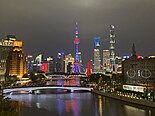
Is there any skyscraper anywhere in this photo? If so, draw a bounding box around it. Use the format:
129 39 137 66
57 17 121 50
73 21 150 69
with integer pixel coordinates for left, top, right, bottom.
74 22 80 73
94 37 101 72
0 35 26 80
42 56 55 73
55 52 65 73
0 35 15 81
33 54 43 72
46 56 55 73
26 55 33 73
65 54 74 74
109 25 116 72
78 52 84 73
103 50 110 72
6 38 26 80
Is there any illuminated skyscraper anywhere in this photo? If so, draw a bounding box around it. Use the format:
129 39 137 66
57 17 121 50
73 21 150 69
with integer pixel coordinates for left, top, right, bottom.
0 35 15 81
35 54 43 64
6 38 26 80
42 56 55 73
46 56 55 73
26 55 33 73
55 52 65 73
65 54 74 74
109 25 116 72
103 50 110 72
94 37 101 72
74 22 80 73
0 35 26 80
33 54 43 72
78 52 84 73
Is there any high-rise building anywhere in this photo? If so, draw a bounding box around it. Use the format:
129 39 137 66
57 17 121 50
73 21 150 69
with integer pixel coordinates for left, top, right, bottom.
55 52 65 73
109 25 116 72
115 56 122 74
103 50 110 72
26 55 33 73
74 22 80 73
33 54 43 72
94 37 101 72
65 54 74 73
46 56 55 73
6 39 26 80
35 54 43 64
0 35 15 81
78 52 84 73
41 56 55 73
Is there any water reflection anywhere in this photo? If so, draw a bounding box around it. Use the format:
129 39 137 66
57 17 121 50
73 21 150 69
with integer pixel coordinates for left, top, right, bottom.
9 93 155 116
98 96 103 116
49 76 80 86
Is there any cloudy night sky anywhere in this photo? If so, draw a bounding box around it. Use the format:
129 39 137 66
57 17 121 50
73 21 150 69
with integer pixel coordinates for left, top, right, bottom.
0 0 155 66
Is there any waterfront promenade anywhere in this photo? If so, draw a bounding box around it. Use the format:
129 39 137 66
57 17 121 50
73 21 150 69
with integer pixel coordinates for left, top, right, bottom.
93 90 155 108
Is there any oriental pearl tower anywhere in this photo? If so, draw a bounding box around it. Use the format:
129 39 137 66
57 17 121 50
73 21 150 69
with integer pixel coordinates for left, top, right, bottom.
74 22 80 73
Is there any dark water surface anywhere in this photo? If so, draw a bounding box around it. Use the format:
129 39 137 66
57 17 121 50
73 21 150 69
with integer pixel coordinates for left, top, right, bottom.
10 92 155 116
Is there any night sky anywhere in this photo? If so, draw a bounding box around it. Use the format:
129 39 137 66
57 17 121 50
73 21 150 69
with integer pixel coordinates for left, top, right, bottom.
0 0 155 66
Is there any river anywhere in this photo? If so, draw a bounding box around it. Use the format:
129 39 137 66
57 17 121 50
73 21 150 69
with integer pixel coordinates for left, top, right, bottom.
9 91 155 116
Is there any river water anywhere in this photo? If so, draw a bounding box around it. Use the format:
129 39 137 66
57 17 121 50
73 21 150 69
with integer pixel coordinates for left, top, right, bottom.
9 91 155 116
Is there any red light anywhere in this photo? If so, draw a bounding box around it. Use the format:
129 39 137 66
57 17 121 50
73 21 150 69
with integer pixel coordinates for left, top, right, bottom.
74 62 79 65
74 38 80 43
137 56 143 59
42 63 48 72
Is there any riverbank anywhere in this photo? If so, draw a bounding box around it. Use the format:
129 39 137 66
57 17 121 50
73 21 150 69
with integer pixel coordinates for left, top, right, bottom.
92 90 155 108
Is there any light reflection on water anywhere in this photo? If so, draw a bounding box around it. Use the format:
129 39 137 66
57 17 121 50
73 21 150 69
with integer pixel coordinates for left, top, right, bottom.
10 93 155 116
49 76 80 86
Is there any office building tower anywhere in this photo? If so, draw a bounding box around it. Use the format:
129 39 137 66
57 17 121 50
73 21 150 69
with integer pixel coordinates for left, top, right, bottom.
109 25 116 72
74 22 80 73
35 54 43 64
47 56 55 73
0 35 16 81
41 57 55 73
65 54 74 73
26 55 33 73
55 52 65 73
94 37 101 72
103 50 110 72
33 54 43 72
78 52 84 73
6 39 26 80
115 56 122 74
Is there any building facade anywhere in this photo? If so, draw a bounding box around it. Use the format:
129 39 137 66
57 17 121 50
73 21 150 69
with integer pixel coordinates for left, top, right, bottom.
55 52 65 73
65 54 74 73
0 35 15 81
103 50 110 72
94 37 101 72
109 25 116 72
6 40 26 80
122 44 155 89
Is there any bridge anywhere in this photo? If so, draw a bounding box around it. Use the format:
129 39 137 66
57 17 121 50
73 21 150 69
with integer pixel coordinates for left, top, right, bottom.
43 73 86 79
3 86 93 94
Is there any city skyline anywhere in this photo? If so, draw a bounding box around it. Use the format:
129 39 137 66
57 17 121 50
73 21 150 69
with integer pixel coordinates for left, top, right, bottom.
0 0 155 66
